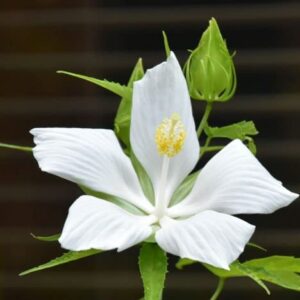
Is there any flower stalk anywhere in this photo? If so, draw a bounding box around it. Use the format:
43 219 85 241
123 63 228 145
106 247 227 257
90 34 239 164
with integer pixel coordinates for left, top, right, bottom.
197 102 213 138
210 278 225 300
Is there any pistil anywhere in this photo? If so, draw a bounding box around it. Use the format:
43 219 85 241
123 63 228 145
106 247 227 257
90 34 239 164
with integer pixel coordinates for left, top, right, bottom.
154 155 170 219
153 113 187 221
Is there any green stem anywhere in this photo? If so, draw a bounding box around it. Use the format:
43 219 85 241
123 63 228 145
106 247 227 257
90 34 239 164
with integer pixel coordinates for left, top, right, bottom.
0 143 32 152
197 102 213 138
200 145 224 156
204 137 212 148
210 278 225 300
200 137 212 156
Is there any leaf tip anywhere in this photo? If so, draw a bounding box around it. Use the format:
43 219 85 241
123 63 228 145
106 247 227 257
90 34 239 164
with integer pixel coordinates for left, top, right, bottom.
162 30 171 58
56 70 72 76
19 270 29 276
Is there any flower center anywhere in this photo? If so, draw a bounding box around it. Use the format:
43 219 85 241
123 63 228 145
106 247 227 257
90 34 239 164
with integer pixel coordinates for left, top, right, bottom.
155 113 186 157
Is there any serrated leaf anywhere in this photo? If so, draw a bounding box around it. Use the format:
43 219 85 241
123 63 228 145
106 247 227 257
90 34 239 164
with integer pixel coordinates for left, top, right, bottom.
206 256 300 293
258 270 300 291
57 70 131 99
178 255 300 294
245 256 300 273
130 153 155 205
80 185 145 216
114 58 144 148
31 233 60 242
235 263 271 294
205 121 258 140
139 243 168 300
204 262 270 294
20 249 101 276
242 256 300 292
169 171 199 206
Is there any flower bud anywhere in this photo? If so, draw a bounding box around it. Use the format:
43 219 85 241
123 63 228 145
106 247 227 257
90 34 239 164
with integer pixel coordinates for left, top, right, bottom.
185 18 236 102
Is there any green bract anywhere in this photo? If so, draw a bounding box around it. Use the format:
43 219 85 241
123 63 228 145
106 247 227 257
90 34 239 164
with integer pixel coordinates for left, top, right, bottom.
114 58 144 149
185 18 236 102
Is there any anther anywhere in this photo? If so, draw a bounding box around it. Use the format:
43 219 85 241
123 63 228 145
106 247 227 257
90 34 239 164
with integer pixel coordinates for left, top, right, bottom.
155 113 186 157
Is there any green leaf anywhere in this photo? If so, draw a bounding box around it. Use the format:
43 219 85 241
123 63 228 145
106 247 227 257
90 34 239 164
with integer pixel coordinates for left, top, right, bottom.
244 256 300 291
57 70 132 99
245 256 300 272
195 256 300 294
80 185 146 216
31 233 60 242
169 171 199 206
0 142 32 152
235 263 271 294
177 255 300 295
162 31 171 58
114 58 144 148
204 262 270 294
130 153 155 205
20 249 101 276
139 243 168 300
205 121 258 140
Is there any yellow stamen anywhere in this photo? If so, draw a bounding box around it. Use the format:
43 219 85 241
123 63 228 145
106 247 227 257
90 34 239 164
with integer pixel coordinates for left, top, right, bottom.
155 113 186 157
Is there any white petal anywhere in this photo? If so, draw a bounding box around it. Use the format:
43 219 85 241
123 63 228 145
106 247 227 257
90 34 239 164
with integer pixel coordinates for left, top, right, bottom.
31 128 153 213
130 52 199 204
156 211 255 269
59 195 155 251
169 139 298 218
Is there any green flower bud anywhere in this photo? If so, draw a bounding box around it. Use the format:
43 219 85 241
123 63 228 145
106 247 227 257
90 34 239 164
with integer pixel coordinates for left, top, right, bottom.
185 18 236 102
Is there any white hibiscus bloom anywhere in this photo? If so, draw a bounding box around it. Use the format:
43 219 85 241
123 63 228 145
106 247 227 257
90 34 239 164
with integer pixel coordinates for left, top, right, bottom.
30 52 298 269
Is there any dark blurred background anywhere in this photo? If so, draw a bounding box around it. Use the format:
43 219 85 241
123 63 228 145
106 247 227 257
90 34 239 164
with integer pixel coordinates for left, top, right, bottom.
0 0 299 299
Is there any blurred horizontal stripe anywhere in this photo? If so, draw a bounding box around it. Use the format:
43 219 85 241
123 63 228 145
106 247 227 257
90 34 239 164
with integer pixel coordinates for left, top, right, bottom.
0 3 299 27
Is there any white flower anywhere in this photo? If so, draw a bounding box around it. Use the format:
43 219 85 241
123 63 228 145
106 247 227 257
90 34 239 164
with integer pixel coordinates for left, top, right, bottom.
30 52 298 269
